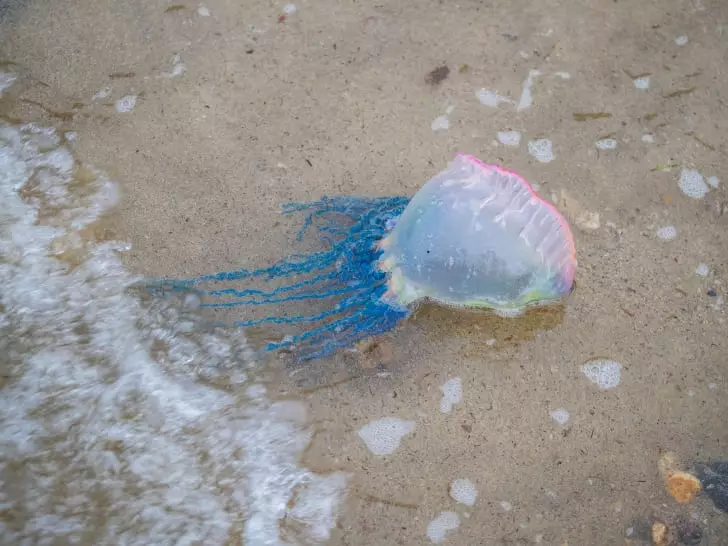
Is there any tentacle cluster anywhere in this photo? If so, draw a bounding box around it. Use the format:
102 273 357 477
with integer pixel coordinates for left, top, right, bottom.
148 196 411 360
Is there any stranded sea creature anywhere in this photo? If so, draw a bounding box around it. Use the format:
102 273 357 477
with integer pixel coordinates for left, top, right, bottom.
150 154 577 360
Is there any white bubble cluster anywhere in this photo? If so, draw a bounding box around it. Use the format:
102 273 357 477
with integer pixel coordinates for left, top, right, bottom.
166 54 186 78
115 94 137 113
696 263 710 277
596 138 617 150
93 86 112 100
0 71 17 97
476 89 513 108
439 377 463 413
528 139 554 163
426 511 460 543
431 115 449 131
582 359 622 389
497 130 521 147
633 76 650 90
550 408 570 425
679 168 709 199
449 478 478 506
656 225 677 240
517 69 542 110
358 418 415 455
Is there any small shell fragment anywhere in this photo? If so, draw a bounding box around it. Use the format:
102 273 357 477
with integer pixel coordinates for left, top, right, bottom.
658 452 702 504
652 521 669 546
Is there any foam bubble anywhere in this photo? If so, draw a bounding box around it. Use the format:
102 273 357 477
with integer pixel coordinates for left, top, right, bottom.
0 121 346 545
497 130 521 147
500 500 513 511
582 359 622 389
431 115 449 131
0 71 17 97
675 35 689 46
439 377 462 413
528 139 554 163
197 5 211 16
550 408 570 425
426 511 460 543
358 417 415 455
707 175 720 188
167 54 186 78
633 76 650 90
679 168 709 199
596 138 617 150
92 87 111 101
517 69 542 110
641 134 655 143
282 3 297 14
115 95 137 113
476 89 513 108
449 478 477 506
696 263 710 277
656 225 677 240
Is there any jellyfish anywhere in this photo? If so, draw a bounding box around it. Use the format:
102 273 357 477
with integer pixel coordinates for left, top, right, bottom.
150 153 576 360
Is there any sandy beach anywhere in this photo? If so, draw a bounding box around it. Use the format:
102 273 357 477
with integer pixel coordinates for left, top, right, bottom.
1 0 727 544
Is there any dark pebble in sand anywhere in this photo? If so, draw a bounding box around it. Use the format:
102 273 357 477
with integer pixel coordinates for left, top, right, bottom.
675 517 703 545
707 289 717 297
425 65 449 85
695 461 728 513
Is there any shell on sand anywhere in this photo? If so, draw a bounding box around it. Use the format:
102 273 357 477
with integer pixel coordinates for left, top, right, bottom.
378 154 577 314
658 451 702 504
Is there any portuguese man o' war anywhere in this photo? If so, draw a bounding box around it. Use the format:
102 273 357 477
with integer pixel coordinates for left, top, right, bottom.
151 154 577 360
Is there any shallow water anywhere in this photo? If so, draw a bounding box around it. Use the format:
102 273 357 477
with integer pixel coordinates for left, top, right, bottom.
0 120 347 545
2 0 728 544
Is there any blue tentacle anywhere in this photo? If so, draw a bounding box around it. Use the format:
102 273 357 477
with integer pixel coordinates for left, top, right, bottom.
148 195 411 360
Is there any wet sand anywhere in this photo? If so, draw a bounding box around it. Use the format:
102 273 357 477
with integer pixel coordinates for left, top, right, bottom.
2 0 728 544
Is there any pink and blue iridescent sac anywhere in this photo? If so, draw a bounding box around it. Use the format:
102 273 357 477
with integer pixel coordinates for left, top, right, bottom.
151 154 577 360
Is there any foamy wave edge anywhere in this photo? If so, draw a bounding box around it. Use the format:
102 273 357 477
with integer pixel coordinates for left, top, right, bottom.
0 116 347 546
